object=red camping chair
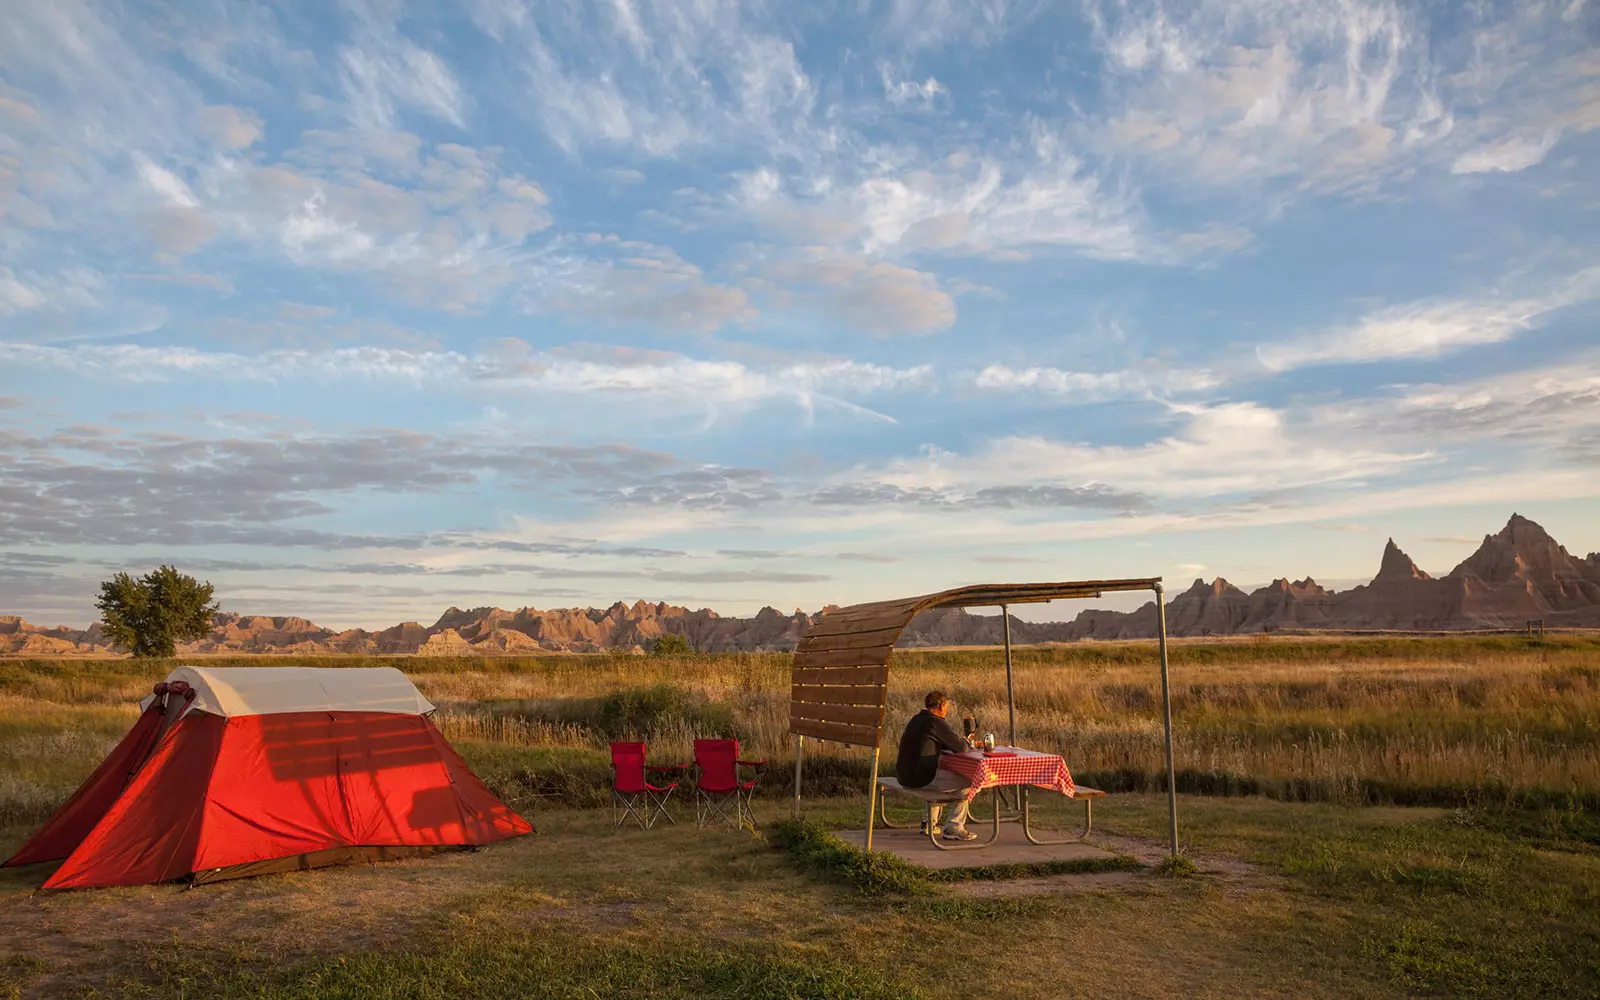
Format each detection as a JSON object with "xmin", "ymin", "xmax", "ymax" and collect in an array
[
  {"xmin": 610, "ymin": 742, "xmax": 685, "ymax": 830},
  {"xmin": 692, "ymin": 739, "xmax": 766, "ymax": 831}
]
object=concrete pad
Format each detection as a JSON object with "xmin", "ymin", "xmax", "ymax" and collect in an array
[{"xmin": 833, "ymin": 823, "xmax": 1118, "ymax": 870}]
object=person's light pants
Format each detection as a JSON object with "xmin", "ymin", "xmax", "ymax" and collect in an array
[{"xmin": 924, "ymin": 770, "xmax": 973, "ymax": 833}]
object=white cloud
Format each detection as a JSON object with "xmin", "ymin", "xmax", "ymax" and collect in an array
[
  {"xmin": 762, "ymin": 251, "xmax": 956, "ymax": 335},
  {"xmin": 1090, "ymin": 0, "xmax": 1598, "ymax": 195},
  {"xmin": 194, "ymin": 105, "xmax": 264, "ymax": 150},
  {"xmin": 338, "ymin": 6, "xmax": 467, "ymax": 129},
  {"xmin": 1257, "ymin": 267, "xmax": 1600, "ymax": 371},
  {"xmin": 0, "ymin": 268, "xmax": 47, "ymax": 315},
  {"xmin": 1451, "ymin": 132, "xmax": 1561, "ymax": 174},
  {"xmin": 975, "ymin": 364, "xmax": 1221, "ymax": 399},
  {"xmin": 881, "ymin": 0, "xmax": 1020, "ymax": 52},
  {"xmin": 1092, "ymin": 0, "xmax": 1422, "ymax": 193},
  {"xmin": 737, "ymin": 126, "xmax": 1148, "ymax": 262},
  {"xmin": 468, "ymin": 0, "xmax": 817, "ymax": 158},
  {"xmin": 0, "ymin": 340, "xmax": 933, "ymax": 424},
  {"xmin": 1317, "ymin": 354, "xmax": 1600, "ymax": 454},
  {"xmin": 881, "ymin": 67, "xmax": 947, "ymax": 107},
  {"xmin": 863, "ymin": 401, "xmax": 1428, "ymax": 501},
  {"xmin": 537, "ymin": 235, "xmax": 753, "ymax": 333}
]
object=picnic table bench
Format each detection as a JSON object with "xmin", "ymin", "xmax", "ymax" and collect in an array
[{"xmin": 874, "ymin": 750, "xmax": 1105, "ymax": 851}]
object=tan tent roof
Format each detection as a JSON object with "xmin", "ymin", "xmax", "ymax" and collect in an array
[
  {"xmin": 153, "ymin": 666, "xmax": 435, "ymax": 718},
  {"xmin": 788, "ymin": 579, "xmax": 1159, "ymax": 747}
]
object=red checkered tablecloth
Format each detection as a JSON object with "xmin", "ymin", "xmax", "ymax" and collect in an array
[{"xmin": 936, "ymin": 747, "xmax": 1076, "ymax": 803}]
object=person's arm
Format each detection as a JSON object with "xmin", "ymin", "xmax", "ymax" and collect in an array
[{"xmin": 929, "ymin": 715, "xmax": 968, "ymax": 753}]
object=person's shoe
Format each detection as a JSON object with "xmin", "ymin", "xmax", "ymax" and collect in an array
[{"xmin": 940, "ymin": 828, "xmax": 978, "ymax": 842}]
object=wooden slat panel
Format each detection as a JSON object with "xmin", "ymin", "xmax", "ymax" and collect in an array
[
  {"xmin": 791, "ymin": 683, "xmax": 887, "ymax": 707},
  {"xmin": 789, "ymin": 701, "xmax": 882, "ymax": 727},
  {"xmin": 803, "ymin": 609, "xmax": 923, "ymax": 638},
  {"xmin": 797, "ymin": 628, "xmax": 903, "ymax": 653},
  {"xmin": 792, "ymin": 665, "xmax": 889, "ymax": 686},
  {"xmin": 791, "ymin": 646, "xmax": 893, "ymax": 669},
  {"xmin": 789, "ymin": 716, "xmax": 880, "ymax": 746}
]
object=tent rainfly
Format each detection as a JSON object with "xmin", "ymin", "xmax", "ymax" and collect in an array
[
  {"xmin": 787, "ymin": 579, "xmax": 1179, "ymax": 854},
  {"xmin": 4, "ymin": 666, "xmax": 532, "ymax": 890}
]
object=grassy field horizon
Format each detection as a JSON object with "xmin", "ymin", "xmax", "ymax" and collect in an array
[{"xmin": 3, "ymin": 635, "xmax": 1597, "ymax": 997}]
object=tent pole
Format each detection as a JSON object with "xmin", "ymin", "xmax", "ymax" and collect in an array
[
  {"xmin": 864, "ymin": 744, "xmax": 881, "ymax": 850},
  {"xmin": 1002, "ymin": 603, "xmax": 1016, "ymax": 747},
  {"xmin": 792, "ymin": 735, "xmax": 804, "ymax": 819},
  {"xmin": 1155, "ymin": 582, "xmax": 1178, "ymax": 857}
]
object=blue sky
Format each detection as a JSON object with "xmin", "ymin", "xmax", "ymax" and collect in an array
[{"xmin": 2, "ymin": 0, "xmax": 1597, "ymax": 628}]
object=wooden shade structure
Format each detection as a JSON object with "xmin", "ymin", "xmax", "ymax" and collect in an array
[{"xmin": 787, "ymin": 578, "xmax": 1180, "ymax": 855}]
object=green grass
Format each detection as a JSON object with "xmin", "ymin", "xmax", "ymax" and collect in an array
[
  {"xmin": 4, "ymin": 795, "xmax": 1597, "ymax": 998},
  {"xmin": 768, "ymin": 817, "xmax": 1143, "ymax": 892},
  {"xmin": 768, "ymin": 818, "xmax": 932, "ymax": 895},
  {"xmin": 1096, "ymin": 794, "xmax": 1600, "ymax": 998},
  {"xmin": 106, "ymin": 930, "xmax": 924, "ymax": 1000}
]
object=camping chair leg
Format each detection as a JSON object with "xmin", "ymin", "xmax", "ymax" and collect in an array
[
  {"xmin": 697, "ymin": 790, "xmax": 738, "ymax": 829},
  {"xmin": 613, "ymin": 790, "xmax": 648, "ymax": 830},
  {"xmin": 649, "ymin": 786, "xmax": 678, "ymax": 828}
]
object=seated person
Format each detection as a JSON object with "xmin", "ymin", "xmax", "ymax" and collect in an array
[{"xmin": 894, "ymin": 690, "xmax": 976, "ymax": 840}]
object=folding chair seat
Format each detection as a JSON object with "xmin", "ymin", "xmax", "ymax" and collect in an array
[
  {"xmin": 692, "ymin": 739, "xmax": 766, "ymax": 831},
  {"xmin": 610, "ymin": 741, "xmax": 685, "ymax": 830}
]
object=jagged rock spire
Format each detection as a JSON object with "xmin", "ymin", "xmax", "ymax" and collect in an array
[{"xmin": 1375, "ymin": 538, "xmax": 1430, "ymax": 581}]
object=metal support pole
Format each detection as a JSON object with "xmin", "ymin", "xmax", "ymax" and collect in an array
[
  {"xmin": 1155, "ymin": 582, "xmax": 1178, "ymax": 857},
  {"xmin": 792, "ymin": 735, "xmax": 804, "ymax": 819},
  {"xmin": 1002, "ymin": 603, "xmax": 1016, "ymax": 747},
  {"xmin": 864, "ymin": 745, "xmax": 881, "ymax": 851}
]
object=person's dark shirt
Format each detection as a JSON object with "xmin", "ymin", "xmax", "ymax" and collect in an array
[{"xmin": 895, "ymin": 710, "xmax": 967, "ymax": 788}]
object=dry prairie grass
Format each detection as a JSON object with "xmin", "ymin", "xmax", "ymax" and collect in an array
[{"xmin": 1, "ymin": 636, "xmax": 1596, "ymax": 829}]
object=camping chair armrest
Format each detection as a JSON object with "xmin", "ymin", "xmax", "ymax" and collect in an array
[{"xmin": 737, "ymin": 759, "xmax": 768, "ymax": 770}]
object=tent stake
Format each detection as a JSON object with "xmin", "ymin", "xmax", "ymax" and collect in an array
[
  {"xmin": 792, "ymin": 735, "xmax": 804, "ymax": 818},
  {"xmin": 1002, "ymin": 602, "xmax": 1016, "ymax": 747},
  {"xmin": 864, "ymin": 745, "xmax": 881, "ymax": 851},
  {"xmin": 1155, "ymin": 582, "xmax": 1178, "ymax": 856}
]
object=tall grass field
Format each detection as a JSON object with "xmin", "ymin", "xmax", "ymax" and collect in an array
[{"xmin": 5, "ymin": 635, "xmax": 1595, "ymax": 829}]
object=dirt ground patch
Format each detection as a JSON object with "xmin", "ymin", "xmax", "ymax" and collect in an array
[
  {"xmin": 1090, "ymin": 833, "xmax": 1285, "ymax": 895},
  {"xmin": 944, "ymin": 832, "xmax": 1278, "ymax": 899}
]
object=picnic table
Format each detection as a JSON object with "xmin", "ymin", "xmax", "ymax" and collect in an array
[{"xmin": 875, "ymin": 746, "xmax": 1105, "ymax": 851}]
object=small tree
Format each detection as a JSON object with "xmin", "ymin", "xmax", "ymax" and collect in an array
[
  {"xmin": 96, "ymin": 565, "xmax": 219, "ymax": 658},
  {"xmin": 650, "ymin": 632, "xmax": 693, "ymax": 657}
]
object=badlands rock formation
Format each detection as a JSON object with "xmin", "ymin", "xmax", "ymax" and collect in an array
[{"xmin": 3, "ymin": 514, "xmax": 1597, "ymax": 656}]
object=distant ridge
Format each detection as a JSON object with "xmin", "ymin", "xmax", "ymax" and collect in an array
[{"xmin": 4, "ymin": 514, "xmax": 1598, "ymax": 656}]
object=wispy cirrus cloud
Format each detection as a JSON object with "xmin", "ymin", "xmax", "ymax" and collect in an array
[
  {"xmin": 974, "ymin": 363, "xmax": 1222, "ymax": 399},
  {"xmin": 1257, "ymin": 266, "xmax": 1600, "ymax": 372},
  {"xmin": 1088, "ymin": 0, "xmax": 1599, "ymax": 197},
  {"xmin": 0, "ymin": 339, "xmax": 933, "ymax": 423}
]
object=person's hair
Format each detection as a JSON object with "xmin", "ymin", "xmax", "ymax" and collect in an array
[{"xmin": 925, "ymin": 690, "xmax": 949, "ymax": 710}]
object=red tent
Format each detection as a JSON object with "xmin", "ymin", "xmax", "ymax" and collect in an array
[{"xmin": 4, "ymin": 666, "xmax": 531, "ymax": 889}]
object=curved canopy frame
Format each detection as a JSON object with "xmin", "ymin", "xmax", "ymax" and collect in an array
[{"xmin": 787, "ymin": 578, "xmax": 1179, "ymax": 855}]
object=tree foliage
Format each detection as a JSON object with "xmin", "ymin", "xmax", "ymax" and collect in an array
[
  {"xmin": 650, "ymin": 632, "xmax": 694, "ymax": 657},
  {"xmin": 95, "ymin": 565, "xmax": 219, "ymax": 658}
]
